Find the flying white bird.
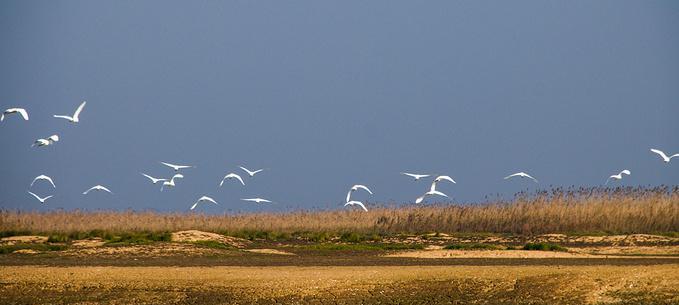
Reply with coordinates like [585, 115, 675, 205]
[160, 173, 184, 191]
[27, 191, 53, 203]
[160, 161, 193, 171]
[219, 173, 245, 186]
[346, 184, 373, 203]
[53, 101, 86, 123]
[415, 190, 449, 204]
[504, 172, 539, 183]
[344, 200, 368, 212]
[32, 135, 59, 147]
[82, 185, 113, 195]
[239, 166, 265, 177]
[1, 108, 29, 122]
[140, 173, 167, 184]
[241, 198, 273, 204]
[31, 175, 56, 188]
[190, 196, 219, 210]
[434, 175, 456, 184]
[650, 148, 679, 163]
[606, 170, 631, 185]
[400, 172, 430, 181]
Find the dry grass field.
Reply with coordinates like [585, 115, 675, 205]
[1, 187, 678, 304]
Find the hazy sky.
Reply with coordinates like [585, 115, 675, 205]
[1, 1, 678, 213]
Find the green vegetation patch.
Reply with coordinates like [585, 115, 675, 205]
[443, 243, 502, 250]
[0, 243, 68, 254]
[103, 231, 172, 247]
[522, 242, 568, 252]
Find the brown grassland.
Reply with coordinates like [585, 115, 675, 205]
[1, 187, 677, 236]
[1, 186, 678, 305]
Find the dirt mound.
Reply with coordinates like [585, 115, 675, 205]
[245, 249, 296, 255]
[71, 238, 106, 248]
[1, 236, 48, 245]
[12, 249, 40, 254]
[171, 230, 251, 249]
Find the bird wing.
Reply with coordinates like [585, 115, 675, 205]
[43, 195, 54, 201]
[251, 169, 264, 175]
[504, 173, 520, 180]
[525, 174, 539, 183]
[98, 185, 113, 193]
[53, 115, 73, 120]
[620, 170, 631, 176]
[27, 191, 42, 201]
[345, 190, 352, 203]
[160, 162, 180, 169]
[259, 198, 272, 203]
[141, 173, 155, 182]
[670, 154, 679, 160]
[355, 201, 368, 212]
[225, 173, 245, 185]
[436, 175, 456, 184]
[239, 166, 254, 176]
[431, 190, 449, 198]
[44, 176, 56, 188]
[415, 194, 425, 204]
[72, 101, 86, 120]
[190, 202, 199, 210]
[354, 185, 373, 194]
[48, 135, 59, 142]
[241, 198, 256, 202]
[16, 108, 29, 120]
[650, 149, 668, 160]
[83, 187, 95, 194]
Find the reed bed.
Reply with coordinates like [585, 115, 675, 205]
[1, 186, 677, 236]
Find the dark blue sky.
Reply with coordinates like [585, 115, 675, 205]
[1, 1, 678, 213]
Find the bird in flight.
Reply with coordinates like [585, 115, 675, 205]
[83, 185, 113, 195]
[31, 175, 56, 188]
[27, 191, 53, 203]
[140, 173, 167, 184]
[239, 166, 265, 177]
[53, 101, 86, 123]
[219, 173, 245, 186]
[191, 196, 219, 210]
[1, 108, 29, 122]
[32, 135, 59, 147]
[650, 148, 679, 164]
[415, 189, 449, 204]
[241, 198, 273, 204]
[606, 170, 631, 185]
[344, 200, 368, 212]
[346, 184, 373, 203]
[504, 172, 539, 183]
[160, 162, 193, 171]
[400, 172, 430, 181]
[161, 173, 184, 191]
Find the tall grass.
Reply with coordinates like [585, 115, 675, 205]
[1, 186, 677, 236]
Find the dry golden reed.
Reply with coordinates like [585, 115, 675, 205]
[1, 187, 677, 235]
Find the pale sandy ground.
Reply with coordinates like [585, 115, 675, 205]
[384, 249, 677, 259]
[1, 265, 678, 304]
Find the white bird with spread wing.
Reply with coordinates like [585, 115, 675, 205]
[140, 173, 167, 184]
[345, 184, 373, 203]
[220, 173, 245, 186]
[83, 185, 113, 195]
[191, 196, 218, 210]
[344, 200, 368, 212]
[32, 135, 59, 147]
[161, 173, 183, 191]
[606, 170, 631, 185]
[504, 172, 538, 183]
[1, 108, 29, 122]
[241, 198, 273, 204]
[31, 175, 56, 188]
[27, 191, 53, 203]
[401, 172, 430, 181]
[239, 166, 265, 177]
[160, 162, 193, 172]
[650, 148, 679, 164]
[415, 175, 455, 204]
[53, 101, 86, 123]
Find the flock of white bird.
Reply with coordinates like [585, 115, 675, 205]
[4, 103, 679, 212]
